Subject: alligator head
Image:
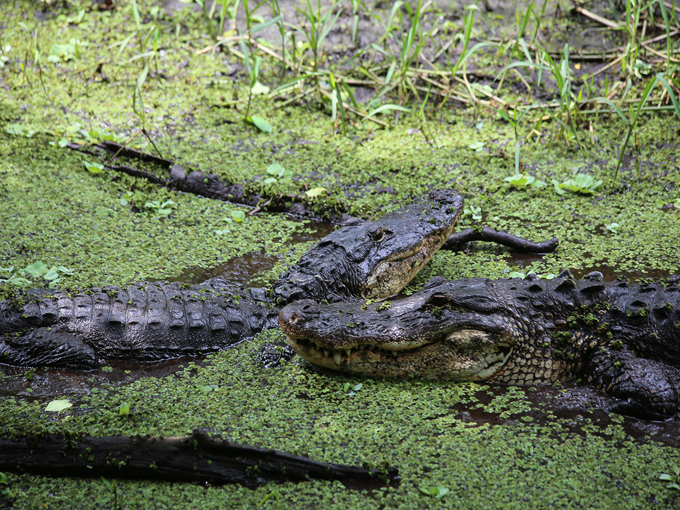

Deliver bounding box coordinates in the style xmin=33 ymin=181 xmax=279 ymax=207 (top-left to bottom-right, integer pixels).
xmin=271 ymin=190 xmax=464 ymax=305
xmin=279 ymin=276 xmax=523 ymax=380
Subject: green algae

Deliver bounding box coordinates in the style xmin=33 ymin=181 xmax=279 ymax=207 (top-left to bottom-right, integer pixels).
xmin=3 ymin=331 xmax=680 ymax=509
xmin=1 ymin=0 xmax=680 ymax=508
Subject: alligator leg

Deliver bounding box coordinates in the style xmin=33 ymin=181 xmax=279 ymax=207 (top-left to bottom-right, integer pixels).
xmin=0 ymin=327 xmax=98 ymax=369
xmin=585 ymin=351 xmax=680 ymax=420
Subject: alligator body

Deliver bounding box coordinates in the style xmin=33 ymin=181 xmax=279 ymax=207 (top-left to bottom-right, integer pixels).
xmin=280 ymin=271 xmax=680 ymax=419
xmin=0 ymin=190 xmax=463 ymax=368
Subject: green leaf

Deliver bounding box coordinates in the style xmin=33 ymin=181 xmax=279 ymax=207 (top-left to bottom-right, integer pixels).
xmin=660 ymin=474 xmax=673 ymax=481
xmin=353 ymin=383 xmax=363 ymax=391
xmin=0 ymin=472 xmax=7 ymax=484
xmin=266 ymin=163 xmax=285 ymax=177
xmin=4 ymin=123 xmax=23 ymax=136
xmin=305 ymin=187 xmax=327 ymax=197
xmin=45 ymin=399 xmax=72 ymax=412
xmin=22 ymin=261 xmax=48 ymax=278
xmin=83 ymin=161 xmax=104 ymax=174
xmin=119 ymin=402 xmax=131 ymax=416
xmin=251 ymin=81 xmax=270 ymax=95
xmin=44 ymin=267 xmax=61 ymax=281
xmin=468 ymin=141 xmax=485 ymax=152
xmin=248 ymin=115 xmax=272 ymax=133
xmin=202 ymin=384 xmax=219 ymax=392
xmin=419 ymin=486 xmax=449 ymax=498
xmin=365 ymin=104 xmax=410 ymax=121
xmin=263 ymin=177 xmax=277 ymax=185
xmin=231 ymin=210 xmax=246 ymax=223
xmin=668 ymin=483 xmax=680 ymax=490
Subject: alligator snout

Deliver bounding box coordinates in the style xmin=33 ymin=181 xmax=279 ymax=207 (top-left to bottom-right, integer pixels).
xmin=279 ymin=300 xmax=317 ymax=330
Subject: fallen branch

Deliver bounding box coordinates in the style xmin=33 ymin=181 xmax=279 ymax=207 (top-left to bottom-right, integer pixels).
xmin=0 ymin=430 xmax=398 ymax=487
xmin=443 ymin=227 xmax=559 ymax=253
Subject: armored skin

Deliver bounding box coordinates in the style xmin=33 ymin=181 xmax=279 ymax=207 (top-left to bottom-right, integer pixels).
xmin=0 ymin=190 xmax=463 ymax=368
xmin=280 ymin=272 xmax=680 ymax=420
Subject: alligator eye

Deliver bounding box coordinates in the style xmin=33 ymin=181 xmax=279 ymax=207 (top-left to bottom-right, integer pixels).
xmin=368 ymin=227 xmax=391 ymax=243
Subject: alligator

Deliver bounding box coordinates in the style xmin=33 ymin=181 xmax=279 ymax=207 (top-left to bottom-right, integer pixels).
xmin=280 ymin=272 xmax=680 ymax=420
xmin=0 ymin=189 xmax=464 ymax=368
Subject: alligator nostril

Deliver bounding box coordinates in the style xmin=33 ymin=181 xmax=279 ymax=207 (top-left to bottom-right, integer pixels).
xmin=302 ymin=304 xmax=311 ymax=311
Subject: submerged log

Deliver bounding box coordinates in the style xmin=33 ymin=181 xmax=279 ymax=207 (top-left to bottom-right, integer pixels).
xmin=0 ymin=430 xmax=398 ymax=487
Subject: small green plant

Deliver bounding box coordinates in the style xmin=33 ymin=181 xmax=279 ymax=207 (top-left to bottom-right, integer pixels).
xmin=552 ymin=173 xmax=602 ymax=196
xmin=293 ymin=0 xmax=342 ymax=77
xmin=343 ymin=382 xmax=362 ymax=396
xmin=118 ymin=402 xmax=131 ymax=417
xmin=604 ymin=223 xmax=621 ymax=234
xmin=101 ymin=477 xmax=121 ymax=510
xmin=0 ymin=471 xmax=10 ymax=502
xmin=659 ymin=466 xmax=680 ymax=491
xmin=231 ymin=210 xmax=246 ymax=223
xmin=305 ymin=187 xmax=327 ymax=197
xmin=83 ymin=161 xmax=104 ymax=175
xmin=504 ymin=173 xmax=545 ymax=189
xmin=263 ymin=163 xmax=293 ymax=185
xmin=144 ymin=200 xmax=175 ymax=217
xmin=239 ymin=37 xmax=273 ymax=133
xmin=419 ymin=485 xmax=449 ymax=499
xmin=464 ymin=205 xmax=482 ymax=221
xmin=507 ymin=271 xmax=555 ymax=280
xmin=377 ymin=301 xmax=391 ymax=311
xmin=45 ymin=399 xmax=73 ymax=412
xmin=1 ymin=262 xmax=74 ymax=287
xmin=0 ymin=44 xmax=10 ymax=68
xmin=46 ymin=38 xmax=86 ymax=63
xmin=215 ymin=212 xmax=245 ymax=234
xmin=468 ymin=141 xmax=485 ymax=153
xmin=4 ymin=123 xmax=36 ymax=137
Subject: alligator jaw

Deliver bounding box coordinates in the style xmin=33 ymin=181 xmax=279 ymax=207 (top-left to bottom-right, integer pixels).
xmin=361 ymin=230 xmax=452 ymax=300
xmin=285 ymin=329 xmax=514 ymax=380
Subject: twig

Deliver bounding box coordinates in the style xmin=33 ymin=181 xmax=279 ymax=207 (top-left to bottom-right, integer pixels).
xmin=443 ymin=227 xmax=559 ymax=253
xmin=573 ymin=6 xmax=621 ymax=29
xmin=642 ymin=44 xmax=680 ymax=63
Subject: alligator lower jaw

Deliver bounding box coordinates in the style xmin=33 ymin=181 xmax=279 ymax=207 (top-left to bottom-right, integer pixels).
xmin=285 ymin=330 xmax=515 ymax=379
xmin=285 ymin=335 xmax=432 ymax=370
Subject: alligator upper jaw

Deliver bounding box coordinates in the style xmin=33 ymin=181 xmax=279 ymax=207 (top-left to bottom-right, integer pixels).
xmin=285 ymin=328 xmax=514 ymax=380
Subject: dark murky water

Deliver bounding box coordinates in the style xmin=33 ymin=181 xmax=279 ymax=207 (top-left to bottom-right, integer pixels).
xmin=166 ymin=220 xmax=334 ymax=286
xmin=505 ymin=250 xmax=673 ymax=282
xmin=0 ymin=357 xmax=201 ymax=400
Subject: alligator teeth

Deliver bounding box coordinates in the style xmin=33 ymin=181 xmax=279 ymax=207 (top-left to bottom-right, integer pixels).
xmin=358 ymin=344 xmax=365 ymax=350
xmin=392 ymin=351 xmax=398 ymax=357
xmin=345 ymin=349 xmax=352 ymax=357
xmin=333 ymin=353 xmax=342 ymax=365
xmin=324 ymin=350 xmax=330 ymax=357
